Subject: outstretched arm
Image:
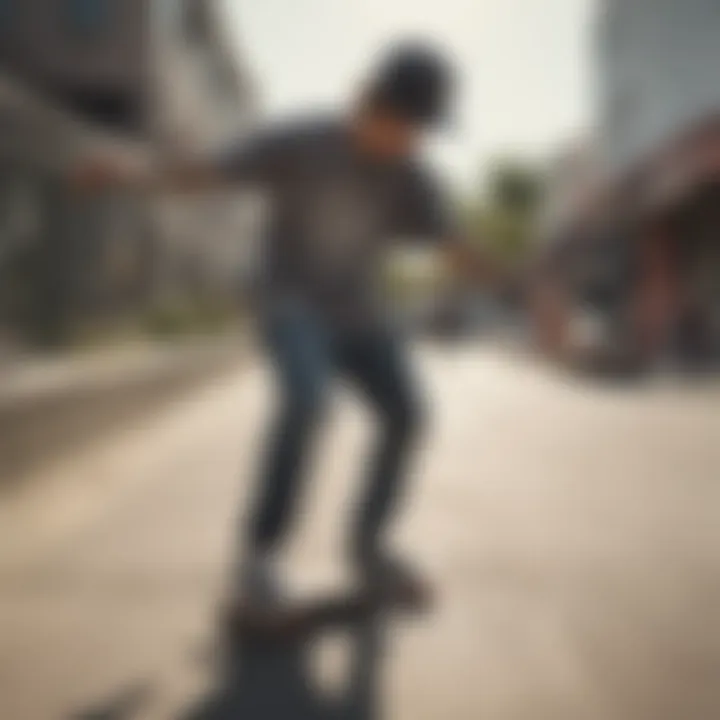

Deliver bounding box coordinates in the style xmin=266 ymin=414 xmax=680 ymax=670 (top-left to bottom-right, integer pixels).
xmin=68 ymin=153 xmax=228 ymax=194
xmin=68 ymin=125 xmax=292 ymax=195
xmin=395 ymin=166 xmax=496 ymax=287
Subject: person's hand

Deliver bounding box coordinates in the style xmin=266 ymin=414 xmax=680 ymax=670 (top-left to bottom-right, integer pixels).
xmin=445 ymin=240 xmax=497 ymax=285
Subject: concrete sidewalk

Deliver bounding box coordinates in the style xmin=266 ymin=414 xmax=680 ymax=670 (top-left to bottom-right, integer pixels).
xmin=2 ymin=344 xmax=720 ymax=719
xmin=0 ymin=336 xmax=247 ymax=484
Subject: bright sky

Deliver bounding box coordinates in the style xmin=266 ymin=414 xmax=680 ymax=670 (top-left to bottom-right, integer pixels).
xmin=222 ymin=0 xmax=595 ymax=192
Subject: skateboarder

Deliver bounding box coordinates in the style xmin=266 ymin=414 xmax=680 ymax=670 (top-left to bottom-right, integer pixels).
xmin=73 ymin=42 xmax=482 ymax=608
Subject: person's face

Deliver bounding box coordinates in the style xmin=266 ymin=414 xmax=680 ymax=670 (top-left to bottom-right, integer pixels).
xmin=353 ymin=107 xmax=422 ymax=161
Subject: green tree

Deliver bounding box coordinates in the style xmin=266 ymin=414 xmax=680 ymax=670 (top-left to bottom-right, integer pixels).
xmin=488 ymin=158 xmax=543 ymax=216
xmin=468 ymin=157 xmax=545 ymax=266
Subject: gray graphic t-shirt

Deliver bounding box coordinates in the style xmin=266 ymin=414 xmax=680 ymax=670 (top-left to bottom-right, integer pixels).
xmin=219 ymin=117 xmax=452 ymax=327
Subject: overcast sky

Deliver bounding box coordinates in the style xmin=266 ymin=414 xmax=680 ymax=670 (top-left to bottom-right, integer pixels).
xmin=222 ymin=0 xmax=595 ymax=192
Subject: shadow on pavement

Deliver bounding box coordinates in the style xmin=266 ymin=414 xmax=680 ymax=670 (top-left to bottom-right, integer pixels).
xmin=71 ymin=682 xmax=155 ymax=720
xmin=180 ymin=617 xmax=388 ymax=720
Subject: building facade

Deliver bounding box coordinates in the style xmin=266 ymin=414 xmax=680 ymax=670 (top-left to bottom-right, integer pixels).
xmin=595 ymin=0 xmax=720 ymax=369
xmin=0 ymin=0 xmax=259 ymax=350
xmin=0 ymin=0 xmax=257 ymax=138
xmin=596 ymin=0 xmax=720 ymax=177
xmin=532 ymin=0 xmax=720 ymax=373
xmin=0 ymin=0 xmax=150 ymax=132
xmin=148 ymin=1 xmax=261 ymax=309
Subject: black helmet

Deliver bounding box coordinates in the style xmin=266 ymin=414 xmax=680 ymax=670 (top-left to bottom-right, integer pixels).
xmin=367 ymin=42 xmax=454 ymax=126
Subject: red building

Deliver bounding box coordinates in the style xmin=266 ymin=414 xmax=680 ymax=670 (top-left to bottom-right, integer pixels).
xmin=532 ymin=1 xmax=720 ymax=373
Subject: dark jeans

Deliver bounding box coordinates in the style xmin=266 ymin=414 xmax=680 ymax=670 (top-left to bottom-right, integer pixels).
xmin=247 ymin=304 xmax=424 ymax=559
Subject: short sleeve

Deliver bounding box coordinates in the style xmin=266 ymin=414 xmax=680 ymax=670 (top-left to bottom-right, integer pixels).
xmin=393 ymin=164 xmax=455 ymax=243
xmin=213 ymin=123 xmax=299 ymax=187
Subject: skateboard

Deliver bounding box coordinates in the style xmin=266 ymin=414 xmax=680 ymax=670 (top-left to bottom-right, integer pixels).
xmin=224 ymin=580 xmax=433 ymax=641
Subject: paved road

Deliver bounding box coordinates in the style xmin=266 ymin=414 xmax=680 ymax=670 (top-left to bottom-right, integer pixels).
xmin=1 ymin=344 xmax=720 ymax=720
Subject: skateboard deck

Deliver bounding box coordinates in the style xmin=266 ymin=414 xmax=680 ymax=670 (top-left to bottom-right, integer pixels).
xmin=225 ymin=582 xmax=432 ymax=641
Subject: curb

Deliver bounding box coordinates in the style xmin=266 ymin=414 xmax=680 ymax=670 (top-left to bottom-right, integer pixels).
xmin=0 ymin=338 xmax=247 ymax=485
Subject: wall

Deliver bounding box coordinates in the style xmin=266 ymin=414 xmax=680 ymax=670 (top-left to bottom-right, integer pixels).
xmin=0 ymin=1 xmax=261 ymax=350
xmin=535 ymin=139 xmax=601 ymax=246
xmin=596 ymin=0 xmax=720 ymax=176
xmin=0 ymin=73 xmax=155 ymax=350
xmin=148 ymin=0 xmax=261 ymax=307
xmin=0 ymin=0 xmax=149 ymax=131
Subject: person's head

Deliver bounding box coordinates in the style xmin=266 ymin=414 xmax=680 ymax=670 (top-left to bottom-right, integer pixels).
xmin=352 ymin=42 xmax=454 ymax=161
